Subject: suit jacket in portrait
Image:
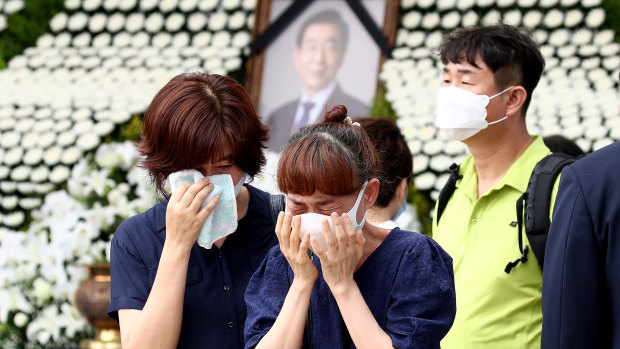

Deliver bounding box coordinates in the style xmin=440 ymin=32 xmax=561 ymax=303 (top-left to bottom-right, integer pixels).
xmin=542 ymin=141 xmax=620 ymax=349
xmin=266 ymin=84 xmax=368 ymax=150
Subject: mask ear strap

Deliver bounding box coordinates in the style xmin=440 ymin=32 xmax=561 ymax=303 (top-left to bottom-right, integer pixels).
xmin=490 ymin=86 xmax=514 ymax=99
xmin=487 ymin=116 xmax=508 ymax=125
xmin=352 ymin=181 xmax=369 ymax=208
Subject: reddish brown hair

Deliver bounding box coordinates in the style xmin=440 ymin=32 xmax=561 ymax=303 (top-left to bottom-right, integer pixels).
xmin=354 ymin=117 xmax=412 ymax=207
xmin=137 ymin=72 xmax=269 ymax=195
xmin=277 ymin=105 xmax=380 ymax=196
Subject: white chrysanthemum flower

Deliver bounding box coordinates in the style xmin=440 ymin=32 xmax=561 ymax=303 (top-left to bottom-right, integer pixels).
xmin=539 ymin=45 xmax=554 ymax=58
xmin=209 ymin=12 xmax=228 ymax=31
xmin=421 ymin=12 xmax=440 ymax=29
xmin=188 ymin=13 xmax=207 ymax=32
xmin=580 ymin=45 xmax=598 ymax=57
xmin=562 ymin=9 xmax=583 ymax=28
xmin=594 ymin=30 xmax=614 ymax=46
xmin=424 ymin=31 xmax=442 ymax=49
xmin=119 ymin=0 xmax=137 ymax=10
xmin=476 ymin=0 xmax=495 ymax=6
xmin=223 ymin=57 xmax=241 ymax=71
xmin=15 ymin=118 xmax=35 ymax=133
xmin=430 ymin=154 xmax=454 ymax=173
xmin=212 ymin=31 xmax=231 ymax=48
xmin=103 ymin=0 xmax=120 ymax=11
xmin=4 ymin=0 xmax=25 ymax=14
xmin=414 ymin=172 xmax=436 ymax=191
xmin=228 ymin=11 xmax=246 ymax=30
xmin=113 ymin=32 xmax=131 ymax=47
xmin=83 ymin=0 xmax=102 ymax=11
xmin=94 ymin=121 xmax=115 ymax=136
xmin=556 ymin=45 xmax=575 ymax=58
xmin=391 ymin=47 xmax=411 ymax=60
xmin=600 ymin=43 xmax=620 ymax=57
xmin=585 ymin=9 xmax=605 ymax=28
xmin=503 ymin=10 xmax=521 ymax=26
xmin=457 ymin=10 xmax=477 ymax=27
xmin=73 ymin=32 xmax=91 ymax=47
xmin=54 ymin=32 xmax=72 ymax=47
xmin=405 ymin=31 xmax=425 ymax=48
xmin=43 ymin=146 xmax=62 ymax=166
xmin=602 ymin=57 xmax=619 ymax=71
xmin=423 ymin=139 xmax=444 ymax=156
xmin=583 ymin=0 xmax=602 ymax=7
xmin=10 ymin=166 xmax=31 ymax=182
xmin=0 ymin=15 xmax=6 ymax=31
xmin=437 ymin=0 xmax=457 ymax=10
xmin=548 ymin=29 xmax=569 ymax=47
xmin=231 ymin=31 xmax=250 ymax=48
xmin=0 ymin=166 xmax=8 ymax=180
xmin=456 ymin=0 xmax=475 ymax=10
xmin=582 ymin=57 xmax=600 ymax=70
xmin=171 ymin=32 xmax=190 ymax=48
xmin=415 ymin=0 xmax=433 ymax=8
xmin=3 ymin=211 xmax=24 ymax=228
xmin=441 ymin=11 xmax=461 ymax=29
xmin=68 ymin=12 xmax=89 ymax=32
xmin=585 ymin=125 xmax=608 ymax=140
xmin=37 ymin=131 xmax=57 ymax=149
xmin=140 ymin=0 xmax=158 ymax=10
xmin=573 ymin=29 xmax=593 ymax=45
xmin=13 ymin=312 xmax=29 ymax=328
xmin=23 ymin=148 xmax=44 ymax=166
xmin=198 ymin=0 xmax=218 ymax=11
xmin=152 ymin=32 xmax=172 ymax=48
xmin=413 ymin=154 xmax=429 ymax=173
xmin=19 ymin=197 xmax=42 ymax=210
xmin=522 ymin=11 xmax=543 ymax=29
xmin=192 ymin=32 xmax=212 ymax=47
xmin=166 ymin=12 xmax=185 ymax=32
xmin=247 ymin=13 xmax=254 ymax=28
xmin=2 ymin=196 xmax=18 ymax=210
xmin=35 ymin=183 xmax=55 ymax=195
xmin=36 ymin=33 xmax=54 ymax=48
xmin=50 ymin=13 xmax=68 ymax=32
xmin=179 ymin=0 xmax=199 ymax=11
xmin=402 ymin=11 xmax=421 ymax=29
xmin=91 ymin=32 xmax=111 ymax=47
xmin=543 ymin=9 xmax=563 ymax=28
xmin=401 ymin=0 xmax=415 ymax=9
xmin=30 ymin=166 xmax=50 ymax=183
xmin=241 ymin=0 xmax=256 ymax=10
xmin=64 ymin=0 xmax=80 ymax=10
xmin=50 ymin=165 xmax=71 ymax=184
xmin=482 ymin=10 xmax=501 ymax=25
xmin=131 ymin=31 xmax=150 ymax=47
xmin=125 ymin=13 xmax=145 ymax=33
xmin=539 ymin=0 xmax=559 ymax=7
xmin=76 ymin=133 xmax=101 ymax=151
xmin=560 ymin=0 xmax=579 ymax=5
xmin=159 ymin=0 xmax=178 ymax=12
xmin=0 ymin=131 xmax=20 ymax=148
xmin=60 ymin=147 xmax=83 ymax=166
xmin=106 ymin=13 xmax=126 ymax=33
xmin=145 ymin=13 xmax=164 ymax=33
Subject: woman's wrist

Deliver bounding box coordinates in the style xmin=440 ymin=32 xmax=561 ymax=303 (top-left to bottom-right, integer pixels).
xmin=162 ymin=239 xmax=193 ymax=260
xmin=329 ymin=278 xmax=358 ymax=300
xmin=291 ymin=276 xmax=316 ymax=293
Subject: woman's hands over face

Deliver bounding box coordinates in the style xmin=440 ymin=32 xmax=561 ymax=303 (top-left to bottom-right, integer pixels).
xmin=165 ymin=177 xmax=220 ymax=253
xmin=276 ymin=212 xmax=318 ymax=287
xmin=311 ymin=213 xmax=365 ymax=296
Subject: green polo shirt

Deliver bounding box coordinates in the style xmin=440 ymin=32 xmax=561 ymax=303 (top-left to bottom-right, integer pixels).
xmin=433 ymin=136 xmax=557 ymax=349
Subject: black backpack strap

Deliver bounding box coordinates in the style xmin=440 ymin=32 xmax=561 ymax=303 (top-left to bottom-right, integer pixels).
xmin=436 ymin=163 xmax=462 ymax=223
xmin=506 ymin=153 xmax=576 ymax=273
xmin=269 ymin=194 xmax=286 ymax=223
xmin=524 ymin=153 xmax=576 ymax=269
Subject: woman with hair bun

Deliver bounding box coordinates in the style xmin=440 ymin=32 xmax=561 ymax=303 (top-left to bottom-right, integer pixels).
xmin=244 ymin=105 xmax=456 ymax=349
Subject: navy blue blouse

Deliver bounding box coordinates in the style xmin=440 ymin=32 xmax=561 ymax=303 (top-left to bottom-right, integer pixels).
xmin=108 ymin=184 xmax=278 ymax=349
xmin=244 ymin=228 xmax=456 ymax=349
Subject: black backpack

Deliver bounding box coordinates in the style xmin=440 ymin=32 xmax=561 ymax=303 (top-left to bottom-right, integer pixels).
xmin=435 ymin=153 xmax=576 ymax=274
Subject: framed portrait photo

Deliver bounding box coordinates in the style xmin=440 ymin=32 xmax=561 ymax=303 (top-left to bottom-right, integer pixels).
xmin=247 ymin=0 xmax=399 ymax=150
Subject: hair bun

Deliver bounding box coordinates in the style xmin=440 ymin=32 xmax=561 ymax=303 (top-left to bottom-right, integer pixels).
xmin=322 ymin=104 xmax=348 ymax=124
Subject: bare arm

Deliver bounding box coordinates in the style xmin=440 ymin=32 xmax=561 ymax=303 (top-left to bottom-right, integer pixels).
xmin=312 ymin=214 xmax=395 ymax=349
xmin=118 ymin=178 xmax=218 ymax=349
xmin=256 ymin=213 xmax=317 ymax=349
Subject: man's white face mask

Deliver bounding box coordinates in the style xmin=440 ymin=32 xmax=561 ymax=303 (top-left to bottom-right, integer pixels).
xmin=435 ymin=85 xmax=513 ymax=141
xmin=293 ymin=182 xmax=368 ymax=253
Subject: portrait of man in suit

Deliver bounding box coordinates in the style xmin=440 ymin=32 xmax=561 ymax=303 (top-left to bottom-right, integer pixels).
xmin=266 ymin=9 xmax=369 ymax=149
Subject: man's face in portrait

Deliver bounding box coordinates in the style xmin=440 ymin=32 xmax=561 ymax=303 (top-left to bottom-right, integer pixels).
xmin=294 ymin=21 xmax=345 ymax=97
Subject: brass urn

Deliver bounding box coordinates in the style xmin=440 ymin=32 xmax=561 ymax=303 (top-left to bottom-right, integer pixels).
xmin=74 ymin=263 xmax=121 ymax=349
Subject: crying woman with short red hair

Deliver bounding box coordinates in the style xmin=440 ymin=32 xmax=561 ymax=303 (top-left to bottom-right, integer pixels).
xmin=244 ymin=105 xmax=457 ymax=349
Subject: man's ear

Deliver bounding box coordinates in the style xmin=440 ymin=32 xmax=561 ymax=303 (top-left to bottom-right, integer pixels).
xmin=363 ymin=178 xmax=380 ymax=209
xmin=505 ymin=86 xmax=527 ymax=118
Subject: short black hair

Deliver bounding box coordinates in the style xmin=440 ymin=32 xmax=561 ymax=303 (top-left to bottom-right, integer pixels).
xmin=296 ymin=9 xmax=349 ymax=52
xmin=354 ymin=117 xmax=413 ymax=207
xmin=439 ymin=24 xmax=545 ymax=116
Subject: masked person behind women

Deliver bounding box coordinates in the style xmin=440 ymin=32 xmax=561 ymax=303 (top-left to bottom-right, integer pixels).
xmin=354 ymin=117 xmax=414 ymax=230
xmin=107 ymin=73 xmax=279 ymax=348
xmin=244 ymin=105 xmax=455 ymax=349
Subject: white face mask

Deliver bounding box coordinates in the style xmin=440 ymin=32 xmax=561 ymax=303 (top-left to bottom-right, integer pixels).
xmin=234 ymin=172 xmax=246 ymax=197
xmin=293 ymin=182 xmax=368 ymax=253
xmin=435 ymin=85 xmax=513 ymax=141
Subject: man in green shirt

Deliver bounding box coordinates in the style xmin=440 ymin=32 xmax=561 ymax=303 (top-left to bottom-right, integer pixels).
xmin=432 ymin=24 xmax=550 ymax=348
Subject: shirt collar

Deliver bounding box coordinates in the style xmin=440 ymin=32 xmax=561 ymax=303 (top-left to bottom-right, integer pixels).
xmin=457 ymin=135 xmax=551 ymax=201
xmin=300 ymin=81 xmax=337 ymax=106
